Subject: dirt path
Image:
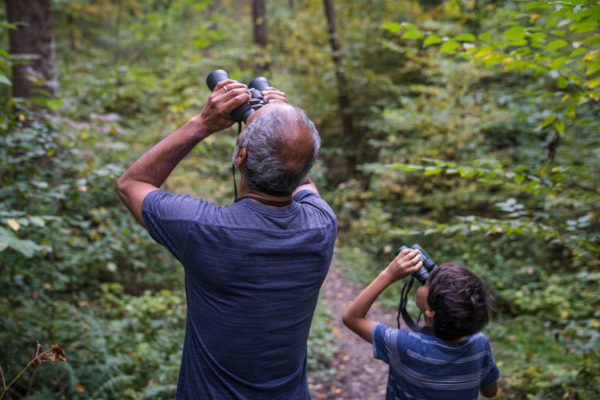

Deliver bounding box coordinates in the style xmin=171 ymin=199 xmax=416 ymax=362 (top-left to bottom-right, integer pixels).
xmin=308 ymin=265 xmax=398 ymax=400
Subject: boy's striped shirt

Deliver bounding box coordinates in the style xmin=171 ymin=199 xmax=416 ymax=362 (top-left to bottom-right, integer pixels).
xmin=373 ymin=324 xmax=499 ymax=400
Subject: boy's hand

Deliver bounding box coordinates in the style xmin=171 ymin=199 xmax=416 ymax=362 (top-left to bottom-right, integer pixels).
xmin=343 ymin=248 xmax=423 ymax=343
xmin=383 ymin=248 xmax=423 ymax=282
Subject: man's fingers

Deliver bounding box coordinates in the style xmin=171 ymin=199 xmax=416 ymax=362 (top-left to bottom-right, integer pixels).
xmin=262 ymin=88 xmax=288 ymax=103
xmin=214 ymin=79 xmax=235 ymax=91
xmin=223 ymin=89 xmax=251 ymax=111
xmin=265 ymin=94 xmax=288 ymax=103
xmin=214 ymin=80 xmax=247 ymax=93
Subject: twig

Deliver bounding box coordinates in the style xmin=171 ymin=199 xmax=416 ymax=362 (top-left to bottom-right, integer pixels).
xmin=0 ymin=365 xmax=6 ymax=390
xmin=0 ymin=357 xmax=38 ymax=400
xmin=0 ymin=344 xmax=65 ymax=400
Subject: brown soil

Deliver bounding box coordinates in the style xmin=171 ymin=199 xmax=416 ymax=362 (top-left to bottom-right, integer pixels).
xmin=308 ymin=265 xmax=398 ymax=400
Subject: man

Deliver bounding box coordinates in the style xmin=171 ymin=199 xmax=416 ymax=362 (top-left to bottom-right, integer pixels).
xmin=117 ymin=78 xmax=337 ymax=399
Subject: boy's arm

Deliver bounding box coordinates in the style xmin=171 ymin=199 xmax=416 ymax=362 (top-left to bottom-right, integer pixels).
xmin=480 ymin=381 xmax=498 ymax=398
xmin=342 ymin=249 xmax=422 ymax=343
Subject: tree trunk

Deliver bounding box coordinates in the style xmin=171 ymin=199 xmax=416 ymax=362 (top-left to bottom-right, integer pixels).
xmin=5 ymin=0 xmax=58 ymax=99
xmin=252 ymin=0 xmax=268 ymax=75
xmin=235 ymin=0 xmax=242 ymax=21
xmin=323 ymin=0 xmax=357 ymax=174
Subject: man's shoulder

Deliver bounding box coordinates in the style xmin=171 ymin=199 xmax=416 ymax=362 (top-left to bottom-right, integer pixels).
xmin=293 ymin=190 xmax=336 ymax=221
xmin=142 ymin=189 xmax=221 ymax=222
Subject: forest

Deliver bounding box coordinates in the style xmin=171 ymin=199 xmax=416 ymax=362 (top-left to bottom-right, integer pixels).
xmin=0 ymin=0 xmax=598 ymax=399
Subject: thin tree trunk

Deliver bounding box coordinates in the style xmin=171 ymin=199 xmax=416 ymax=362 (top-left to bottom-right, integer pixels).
xmin=235 ymin=0 xmax=242 ymax=21
xmin=5 ymin=0 xmax=58 ymax=99
xmin=252 ymin=0 xmax=268 ymax=75
xmin=323 ymin=0 xmax=357 ymax=174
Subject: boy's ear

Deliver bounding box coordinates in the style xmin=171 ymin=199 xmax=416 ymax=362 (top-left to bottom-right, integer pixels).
xmin=424 ymin=309 xmax=435 ymax=319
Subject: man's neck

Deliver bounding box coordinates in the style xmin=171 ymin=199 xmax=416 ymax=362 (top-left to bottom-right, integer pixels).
xmin=236 ymin=188 xmax=292 ymax=208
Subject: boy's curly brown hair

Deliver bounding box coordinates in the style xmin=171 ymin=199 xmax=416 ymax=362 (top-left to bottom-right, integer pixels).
xmin=427 ymin=263 xmax=495 ymax=341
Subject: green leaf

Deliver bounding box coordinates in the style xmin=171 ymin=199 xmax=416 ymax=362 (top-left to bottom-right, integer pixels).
xmin=0 ymin=74 xmax=11 ymax=86
xmin=401 ymin=22 xmax=419 ymax=30
xmin=424 ymin=166 xmax=443 ymax=176
xmin=390 ymin=163 xmax=423 ymax=171
xmin=502 ymin=26 xmax=526 ymax=42
xmin=455 ymin=33 xmax=476 ymax=42
xmin=525 ymin=2 xmax=551 ymax=10
xmin=550 ymin=57 xmax=568 ymax=69
xmin=571 ymin=18 xmax=597 ymax=33
xmin=514 ymin=175 xmax=525 ymax=184
xmin=569 ymin=47 xmax=587 ymax=58
xmin=401 ymin=30 xmax=424 ymax=39
xmin=424 ymin=35 xmax=442 ymax=46
xmin=381 ymin=22 xmax=403 ymax=33
xmin=587 ymin=76 xmax=600 ymax=89
xmin=0 ymin=227 xmax=44 ymax=258
xmin=478 ymin=32 xmax=492 ymax=42
xmin=546 ymin=39 xmax=568 ymax=51
xmin=554 ymin=120 xmax=565 ymax=133
xmin=586 ymin=61 xmax=600 ymax=75
xmin=440 ymin=41 xmax=460 ymax=54
xmin=29 ymin=216 xmax=45 ymax=227
xmin=513 ymin=47 xmax=532 ymax=56
xmin=557 ymin=76 xmax=568 ymax=89
xmin=540 ymin=114 xmax=556 ymax=127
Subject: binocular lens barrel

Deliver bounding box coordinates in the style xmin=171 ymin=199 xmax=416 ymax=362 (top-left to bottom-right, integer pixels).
xmin=206 ymin=69 xmax=230 ymax=91
xmin=248 ymin=77 xmax=270 ymax=92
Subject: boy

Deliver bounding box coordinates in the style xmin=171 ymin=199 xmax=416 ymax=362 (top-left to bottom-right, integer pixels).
xmin=343 ymin=248 xmax=499 ymax=399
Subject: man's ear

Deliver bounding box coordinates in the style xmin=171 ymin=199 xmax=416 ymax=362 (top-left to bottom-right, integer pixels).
xmin=235 ymin=147 xmax=247 ymax=166
xmin=424 ymin=309 xmax=435 ymax=320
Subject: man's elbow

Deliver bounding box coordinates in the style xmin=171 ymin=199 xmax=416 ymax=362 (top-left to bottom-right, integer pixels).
xmin=116 ymin=176 xmax=130 ymax=202
xmin=480 ymin=382 xmax=498 ymax=398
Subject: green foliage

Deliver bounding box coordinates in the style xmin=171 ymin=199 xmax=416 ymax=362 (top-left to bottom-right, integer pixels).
xmin=334 ymin=1 xmax=599 ymax=398
xmin=2 ymin=0 xmax=599 ymax=398
xmin=307 ymin=296 xmax=339 ymax=381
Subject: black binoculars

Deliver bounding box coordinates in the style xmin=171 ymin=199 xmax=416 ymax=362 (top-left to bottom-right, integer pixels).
xmin=398 ymin=244 xmax=438 ymax=284
xmin=206 ymin=69 xmax=271 ymax=123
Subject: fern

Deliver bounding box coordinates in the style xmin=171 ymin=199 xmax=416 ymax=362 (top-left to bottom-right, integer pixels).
xmin=140 ymin=384 xmax=177 ymax=400
xmin=22 ymin=389 xmax=56 ymax=400
xmin=90 ymin=375 xmax=135 ymax=399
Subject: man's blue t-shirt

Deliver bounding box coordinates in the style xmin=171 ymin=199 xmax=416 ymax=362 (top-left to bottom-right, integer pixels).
xmin=142 ymin=190 xmax=337 ymax=399
xmin=373 ymin=324 xmax=500 ymax=400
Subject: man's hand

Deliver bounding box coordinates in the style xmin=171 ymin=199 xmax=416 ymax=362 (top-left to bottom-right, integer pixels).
xmin=262 ymin=87 xmax=288 ymax=103
xmin=194 ymin=79 xmax=251 ymax=133
xmin=382 ymin=249 xmax=422 ymax=283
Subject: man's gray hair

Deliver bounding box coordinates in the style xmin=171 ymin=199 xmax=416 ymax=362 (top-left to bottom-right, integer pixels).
xmin=233 ymin=104 xmax=321 ymax=196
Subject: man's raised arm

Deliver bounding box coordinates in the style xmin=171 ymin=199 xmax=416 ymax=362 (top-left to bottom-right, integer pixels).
xmin=117 ymin=80 xmax=250 ymax=226
xmin=292 ymin=176 xmax=320 ymax=197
